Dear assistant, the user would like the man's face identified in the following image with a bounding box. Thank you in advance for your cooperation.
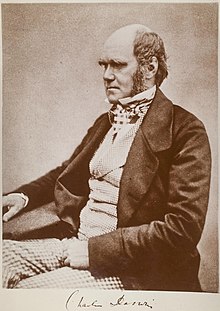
[99,37,138,104]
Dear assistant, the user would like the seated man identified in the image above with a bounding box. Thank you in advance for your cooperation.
[2,24,211,291]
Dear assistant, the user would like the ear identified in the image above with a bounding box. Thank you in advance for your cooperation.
[145,56,158,79]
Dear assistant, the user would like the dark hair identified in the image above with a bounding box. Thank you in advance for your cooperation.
[133,31,168,86]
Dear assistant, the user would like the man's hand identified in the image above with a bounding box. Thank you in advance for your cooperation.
[62,238,89,269]
[2,193,27,222]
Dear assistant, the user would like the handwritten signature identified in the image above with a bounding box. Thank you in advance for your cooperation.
[66,289,154,310]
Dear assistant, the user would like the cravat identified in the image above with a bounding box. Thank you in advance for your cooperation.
[108,98,152,136]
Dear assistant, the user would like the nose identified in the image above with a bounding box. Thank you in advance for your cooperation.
[103,65,115,81]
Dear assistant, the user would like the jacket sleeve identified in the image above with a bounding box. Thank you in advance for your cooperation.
[9,114,107,210]
[88,117,211,275]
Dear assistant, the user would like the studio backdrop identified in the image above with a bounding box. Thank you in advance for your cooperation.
[2,3,218,292]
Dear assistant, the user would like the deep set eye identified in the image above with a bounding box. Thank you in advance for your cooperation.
[100,63,108,70]
[98,61,107,70]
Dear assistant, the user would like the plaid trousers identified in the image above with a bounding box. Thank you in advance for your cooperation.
[2,239,124,289]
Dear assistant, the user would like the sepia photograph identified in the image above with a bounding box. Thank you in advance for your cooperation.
[1,1,219,310]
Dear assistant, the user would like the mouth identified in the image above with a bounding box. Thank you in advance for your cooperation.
[106,86,120,91]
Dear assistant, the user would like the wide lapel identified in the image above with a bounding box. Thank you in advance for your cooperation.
[117,88,174,227]
[55,113,111,228]
[58,113,111,185]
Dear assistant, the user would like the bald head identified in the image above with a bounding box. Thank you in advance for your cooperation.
[104,24,151,56]
[104,24,152,50]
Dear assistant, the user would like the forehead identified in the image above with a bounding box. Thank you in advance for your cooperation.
[100,34,136,62]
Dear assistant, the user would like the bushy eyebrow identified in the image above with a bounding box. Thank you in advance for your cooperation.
[98,58,127,67]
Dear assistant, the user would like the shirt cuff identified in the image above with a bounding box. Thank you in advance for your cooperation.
[8,192,29,207]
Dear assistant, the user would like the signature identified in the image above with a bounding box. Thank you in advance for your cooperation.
[110,294,153,308]
[66,290,102,309]
[66,289,154,310]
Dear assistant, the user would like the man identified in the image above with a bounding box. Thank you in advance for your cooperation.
[2,24,211,291]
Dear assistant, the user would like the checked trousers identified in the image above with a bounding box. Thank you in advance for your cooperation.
[2,238,124,289]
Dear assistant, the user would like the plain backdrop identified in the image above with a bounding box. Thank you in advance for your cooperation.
[2,3,218,292]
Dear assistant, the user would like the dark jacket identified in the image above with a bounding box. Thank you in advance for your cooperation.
[14,88,211,291]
